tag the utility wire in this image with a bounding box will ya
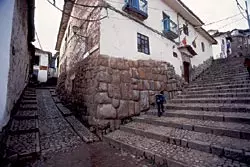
[35,31,43,50]
[46,0,108,22]
[236,0,248,19]
[217,17,245,30]
[105,0,175,13]
[64,0,107,8]
[236,0,245,10]
[203,13,241,26]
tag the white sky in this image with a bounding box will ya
[33,0,249,52]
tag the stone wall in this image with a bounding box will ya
[57,54,185,134]
[190,57,214,82]
[6,0,32,118]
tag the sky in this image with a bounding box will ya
[33,0,249,53]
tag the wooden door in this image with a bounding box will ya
[183,62,190,83]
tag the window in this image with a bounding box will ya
[201,42,205,52]
[173,52,178,58]
[183,24,189,36]
[192,40,196,48]
[123,0,148,19]
[137,33,150,55]
[34,55,40,66]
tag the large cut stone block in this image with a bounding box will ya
[117,100,129,119]
[132,68,139,79]
[97,104,117,119]
[95,92,112,104]
[112,70,120,84]
[132,90,140,101]
[121,83,133,100]
[112,99,120,109]
[96,71,112,83]
[98,82,108,92]
[134,102,140,115]
[128,101,135,116]
[140,91,149,111]
[120,70,131,83]
[138,68,146,79]
[108,84,121,99]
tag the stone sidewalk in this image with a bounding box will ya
[12,88,152,167]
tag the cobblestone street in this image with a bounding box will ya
[13,88,152,167]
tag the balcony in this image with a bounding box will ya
[163,18,178,40]
[123,0,148,20]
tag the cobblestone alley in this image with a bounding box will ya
[3,88,152,167]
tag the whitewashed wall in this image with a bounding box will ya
[212,35,227,59]
[0,0,15,131]
[100,0,214,75]
[36,52,49,82]
[178,16,213,67]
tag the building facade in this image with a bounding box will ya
[55,0,216,130]
[33,48,52,83]
[209,29,250,59]
[0,0,35,130]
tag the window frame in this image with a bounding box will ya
[183,24,189,36]
[137,33,150,55]
[201,42,205,52]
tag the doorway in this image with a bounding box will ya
[183,61,190,83]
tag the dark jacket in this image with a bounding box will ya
[244,58,250,67]
[155,94,166,103]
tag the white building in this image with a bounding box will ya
[208,30,229,59]
[54,0,218,127]
[57,0,217,83]
[33,48,51,82]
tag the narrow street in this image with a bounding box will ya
[12,88,152,167]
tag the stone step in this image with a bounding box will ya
[50,91,57,97]
[203,70,247,76]
[189,80,250,88]
[193,78,249,85]
[22,96,36,100]
[134,114,250,139]
[6,132,40,160]
[56,103,73,116]
[146,109,250,124]
[186,83,250,92]
[193,79,249,86]
[165,103,250,112]
[14,109,38,119]
[178,92,250,99]
[104,130,250,166]
[198,72,248,80]
[170,97,250,104]
[23,93,36,97]
[21,99,37,105]
[52,96,61,103]
[10,118,39,134]
[194,75,249,83]
[65,116,99,143]
[184,87,250,95]
[121,122,250,162]
[19,104,37,111]
[203,67,246,74]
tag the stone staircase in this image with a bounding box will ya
[5,87,40,162]
[104,57,250,167]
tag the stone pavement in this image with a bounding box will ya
[104,57,250,166]
[36,89,82,154]
[3,87,153,167]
